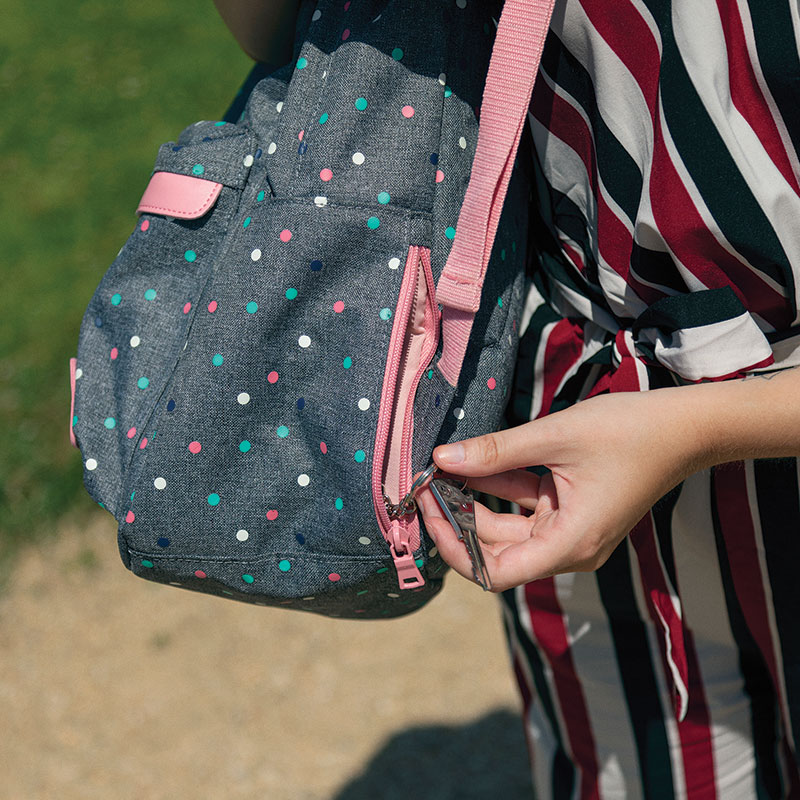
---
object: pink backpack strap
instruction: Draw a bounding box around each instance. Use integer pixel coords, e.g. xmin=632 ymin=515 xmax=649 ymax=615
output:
xmin=437 ymin=0 xmax=556 ymax=385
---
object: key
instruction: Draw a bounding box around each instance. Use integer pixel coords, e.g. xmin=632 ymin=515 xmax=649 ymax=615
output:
xmin=428 ymin=476 xmax=493 ymax=592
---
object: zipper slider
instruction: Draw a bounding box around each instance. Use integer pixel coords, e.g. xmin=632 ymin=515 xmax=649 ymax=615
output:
xmin=389 ymin=520 xmax=425 ymax=589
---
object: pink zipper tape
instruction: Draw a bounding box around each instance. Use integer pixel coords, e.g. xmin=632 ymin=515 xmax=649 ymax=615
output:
xmin=69 ymin=357 xmax=77 ymax=447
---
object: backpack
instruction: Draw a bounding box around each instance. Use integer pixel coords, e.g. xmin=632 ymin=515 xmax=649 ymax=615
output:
xmin=69 ymin=0 xmax=554 ymax=618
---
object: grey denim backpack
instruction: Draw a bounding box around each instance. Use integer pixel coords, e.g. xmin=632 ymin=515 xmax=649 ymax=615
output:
xmin=70 ymin=0 xmax=554 ymax=618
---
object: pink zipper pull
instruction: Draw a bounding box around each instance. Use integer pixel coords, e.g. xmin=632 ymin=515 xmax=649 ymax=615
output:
xmin=389 ymin=519 xmax=425 ymax=589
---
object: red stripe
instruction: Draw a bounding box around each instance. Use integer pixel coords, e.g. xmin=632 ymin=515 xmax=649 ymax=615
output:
xmin=714 ymin=464 xmax=800 ymax=794
xmin=538 ymin=318 xmax=585 ymax=417
xmin=525 ymin=579 xmax=600 ymax=798
xmin=715 ymin=0 xmax=800 ymax=196
xmin=649 ymin=112 xmax=792 ymax=330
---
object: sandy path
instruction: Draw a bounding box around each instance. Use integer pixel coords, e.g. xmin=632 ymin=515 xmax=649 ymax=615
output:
xmin=0 ymin=513 xmax=531 ymax=799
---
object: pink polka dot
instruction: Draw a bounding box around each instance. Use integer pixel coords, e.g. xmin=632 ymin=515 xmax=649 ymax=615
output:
xmin=320 ymin=168 xmax=333 ymax=182
xmin=139 ymin=437 xmax=148 ymax=449
xmin=333 ymin=300 xmax=345 ymax=313
xmin=298 ymin=129 xmax=304 ymax=141
xmin=110 ymin=347 xmax=118 ymax=360
xmin=342 ymin=28 xmax=350 ymax=40
xmin=267 ymin=370 xmax=279 ymax=384
xmin=207 ymin=300 xmax=218 ymax=313
xmin=125 ymin=511 xmax=135 ymax=523
xmin=126 ymin=427 xmax=137 ymax=439
xmin=487 ymin=377 xmax=497 ymax=390
xmin=183 ymin=302 xmax=191 ymax=314
xmin=279 ymin=229 xmax=292 ymax=242
xmin=320 ymin=441 xmax=328 ymax=454
xmin=266 ymin=509 xmax=279 ymax=521
xmin=188 ymin=441 xmax=202 ymax=454
xmin=344 ymin=0 xmax=350 ymax=9
xmin=140 ymin=220 xmax=149 ymax=232
xmin=435 ymin=170 xmax=445 ymax=183
xmin=401 ymin=105 xmax=415 ymax=118
xmin=194 ymin=570 xmax=207 ymax=579
xmin=328 ymin=573 xmax=341 ymax=582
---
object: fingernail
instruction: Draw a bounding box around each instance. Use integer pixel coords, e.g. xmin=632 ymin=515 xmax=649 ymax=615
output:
xmin=436 ymin=442 xmax=464 ymax=465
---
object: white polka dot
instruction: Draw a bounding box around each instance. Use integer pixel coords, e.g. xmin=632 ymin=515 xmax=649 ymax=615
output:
xmin=85 ymin=458 xmax=98 ymax=471
xmin=236 ymin=529 xmax=249 ymax=542
xmin=453 ymin=406 xmax=465 ymax=420
xmin=387 ymin=592 xmax=400 ymax=598
xmin=130 ymin=335 xmax=141 ymax=348
xmin=352 ymin=151 xmax=365 ymax=165
xmin=75 ymin=368 xmax=83 ymax=379
xmin=276 ymin=102 xmax=283 ymax=113
xmin=251 ymin=249 xmax=262 ymax=261
xmin=267 ymin=142 xmax=277 ymax=154
xmin=298 ymin=335 xmax=311 ymax=348
xmin=322 ymin=70 xmax=327 ymax=79
xmin=430 ymin=547 xmax=439 ymax=558
xmin=243 ymin=154 xmax=254 ymax=167
xmin=438 ymin=73 xmax=447 ymax=86
xmin=358 ymin=398 xmax=371 ymax=411
xmin=388 ymin=257 xmax=400 ymax=270
xmin=297 ymin=473 xmax=310 ymax=487
xmin=153 ymin=477 xmax=167 ymax=490
xmin=237 ymin=392 xmax=251 ymax=405
xmin=314 ymin=196 xmax=328 ymax=207
xmin=456 ymin=0 xmax=467 ymax=7
xmin=312 ymin=8 xmax=321 ymax=20
xmin=359 ymin=536 xmax=371 ymax=545
xmin=459 ymin=136 xmax=467 ymax=149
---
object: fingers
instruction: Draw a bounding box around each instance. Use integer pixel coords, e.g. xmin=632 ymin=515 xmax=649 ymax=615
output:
xmin=466 ymin=468 xmax=541 ymax=511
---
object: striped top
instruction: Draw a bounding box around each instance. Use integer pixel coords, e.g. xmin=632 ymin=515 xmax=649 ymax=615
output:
xmin=520 ymin=0 xmax=800 ymax=411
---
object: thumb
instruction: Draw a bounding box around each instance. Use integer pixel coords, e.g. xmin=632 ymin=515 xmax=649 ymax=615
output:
xmin=433 ymin=418 xmax=558 ymax=477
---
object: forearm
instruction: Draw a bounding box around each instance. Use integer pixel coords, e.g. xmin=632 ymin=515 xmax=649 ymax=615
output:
xmin=213 ymin=0 xmax=301 ymax=65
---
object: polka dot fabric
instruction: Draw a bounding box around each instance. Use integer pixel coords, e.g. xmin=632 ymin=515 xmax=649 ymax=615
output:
xmin=72 ymin=0 xmax=529 ymax=619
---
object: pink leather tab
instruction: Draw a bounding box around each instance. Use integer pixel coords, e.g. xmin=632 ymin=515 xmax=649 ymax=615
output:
xmin=69 ymin=357 xmax=78 ymax=448
xmin=137 ymin=172 xmax=223 ymax=220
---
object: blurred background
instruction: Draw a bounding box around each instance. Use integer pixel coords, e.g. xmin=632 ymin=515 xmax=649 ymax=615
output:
xmin=0 ymin=1 xmax=531 ymax=796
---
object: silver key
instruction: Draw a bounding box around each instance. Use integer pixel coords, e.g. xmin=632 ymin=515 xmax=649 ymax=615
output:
xmin=428 ymin=476 xmax=492 ymax=592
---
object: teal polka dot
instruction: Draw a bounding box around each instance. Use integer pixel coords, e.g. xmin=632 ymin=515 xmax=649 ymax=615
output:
xmin=427 ymin=368 xmax=434 ymax=379
xmin=355 ymin=96 xmax=368 ymax=111
xmin=137 ymin=376 xmax=149 ymax=389
xmin=192 ymin=164 xmax=205 ymax=176
xmin=445 ymin=226 xmax=456 ymax=239
xmin=319 ymin=112 xmax=329 ymax=124
xmin=354 ymin=450 xmax=366 ymax=463
xmin=246 ymin=301 xmax=258 ymax=313
xmin=212 ymin=354 xmax=224 ymax=366
xmin=184 ymin=250 xmax=197 ymax=262
xmin=285 ymin=288 xmax=298 ymax=300
xmin=415 ymin=557 xmax=424 ymax=568
xmin=512 ymin=240 xmax=517 ymax=253
xmin=379 ymin=308 xmax=392 ymax=321
xmin=144 ymin=288 xmax=157 ymax=301
xmin=256 ymin=190 xmax=266 ymax=201
xmin=207 ymin=493 xmax=221 ymax=506
xmin=343 ymin=356 xmax=352 ymax=369
xmin=72 ymin=415 xmax=78 ymax=426
xmin=444 ymin=86 xmax=452 ymax=98
xmin=377 ymin=192 xmax=390 ymax=204
xmin=243 ymin=216 xmax=252 ymax=229
xmin=111 ymin=293 xmax=121 ymax=306
xmin=392 ymin=47 xmax=404 ymax=60
xmin=214 ymin=121 xmax=226 ymax=127
xmin=497 ymin=296 xmax=503 ymax=308
xmin=239 ymin=440 xmax=251 ymax=453
xmin=500 ymin=248 xmax=506 ymax=261
xmin=296 ymin=56 xmax=308 ymax=69
xmin=367 ymin=216 xmax=380 ymax=229
xmin=278 ymin=560 xmax=292 ymax=572
xmin=334 ymin=497 xmax=344 ymax=510
xmin=276 ymin=425 xmax=289 ymax=438
xmin=103 ymin=417 xmax=116 ymax=429
xmin=141 ymin=559 xmax=154 ymax=568
xmin=242 ymin=573 xmax=255 ymax=584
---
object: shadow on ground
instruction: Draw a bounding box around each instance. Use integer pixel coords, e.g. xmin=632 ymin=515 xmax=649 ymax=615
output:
xmin=333 ymin=709 xmax=532 ymax=799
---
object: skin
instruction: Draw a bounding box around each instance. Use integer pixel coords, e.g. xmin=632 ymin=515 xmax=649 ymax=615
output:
xmin=417 ymin=365 xmax=800 ymax=592
xmin=213 ymin=0 xmax=301 ymax=66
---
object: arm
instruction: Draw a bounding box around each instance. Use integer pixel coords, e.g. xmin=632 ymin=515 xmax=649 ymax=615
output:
xmin=213 ymin=0 xmax=301 ymax=66
xmin=417 ymin=366 xmax=800 ymax=591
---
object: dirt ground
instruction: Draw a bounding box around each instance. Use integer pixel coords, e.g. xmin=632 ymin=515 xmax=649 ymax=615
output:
xmin=0 ymin=512 xmax=532 ymax=799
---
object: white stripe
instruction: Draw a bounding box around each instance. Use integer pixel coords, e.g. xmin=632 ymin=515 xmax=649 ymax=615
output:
xmin=672 ymin=0 xmax=800 ymax=314
xmin=552 ymin=571 xmax=641 ymax=798
xmin=671 ymin=469 xmax=759 ymax=798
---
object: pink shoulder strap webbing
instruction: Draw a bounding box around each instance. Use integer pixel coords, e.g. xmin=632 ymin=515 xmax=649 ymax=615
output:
xmin=437 ymin=0 xmax=556 ymax=385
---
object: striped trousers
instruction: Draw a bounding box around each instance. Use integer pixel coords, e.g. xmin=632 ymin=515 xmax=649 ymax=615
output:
xmin=502 ymin=458 xmax=800 ymax=799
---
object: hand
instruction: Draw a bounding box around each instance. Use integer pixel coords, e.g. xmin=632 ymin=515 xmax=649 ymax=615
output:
xmin=417 ymin=387 xmax=713 ymax=592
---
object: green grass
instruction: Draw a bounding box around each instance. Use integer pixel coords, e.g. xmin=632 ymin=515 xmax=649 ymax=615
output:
xmin=0 ymin=0 xmax=252 ymax=565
